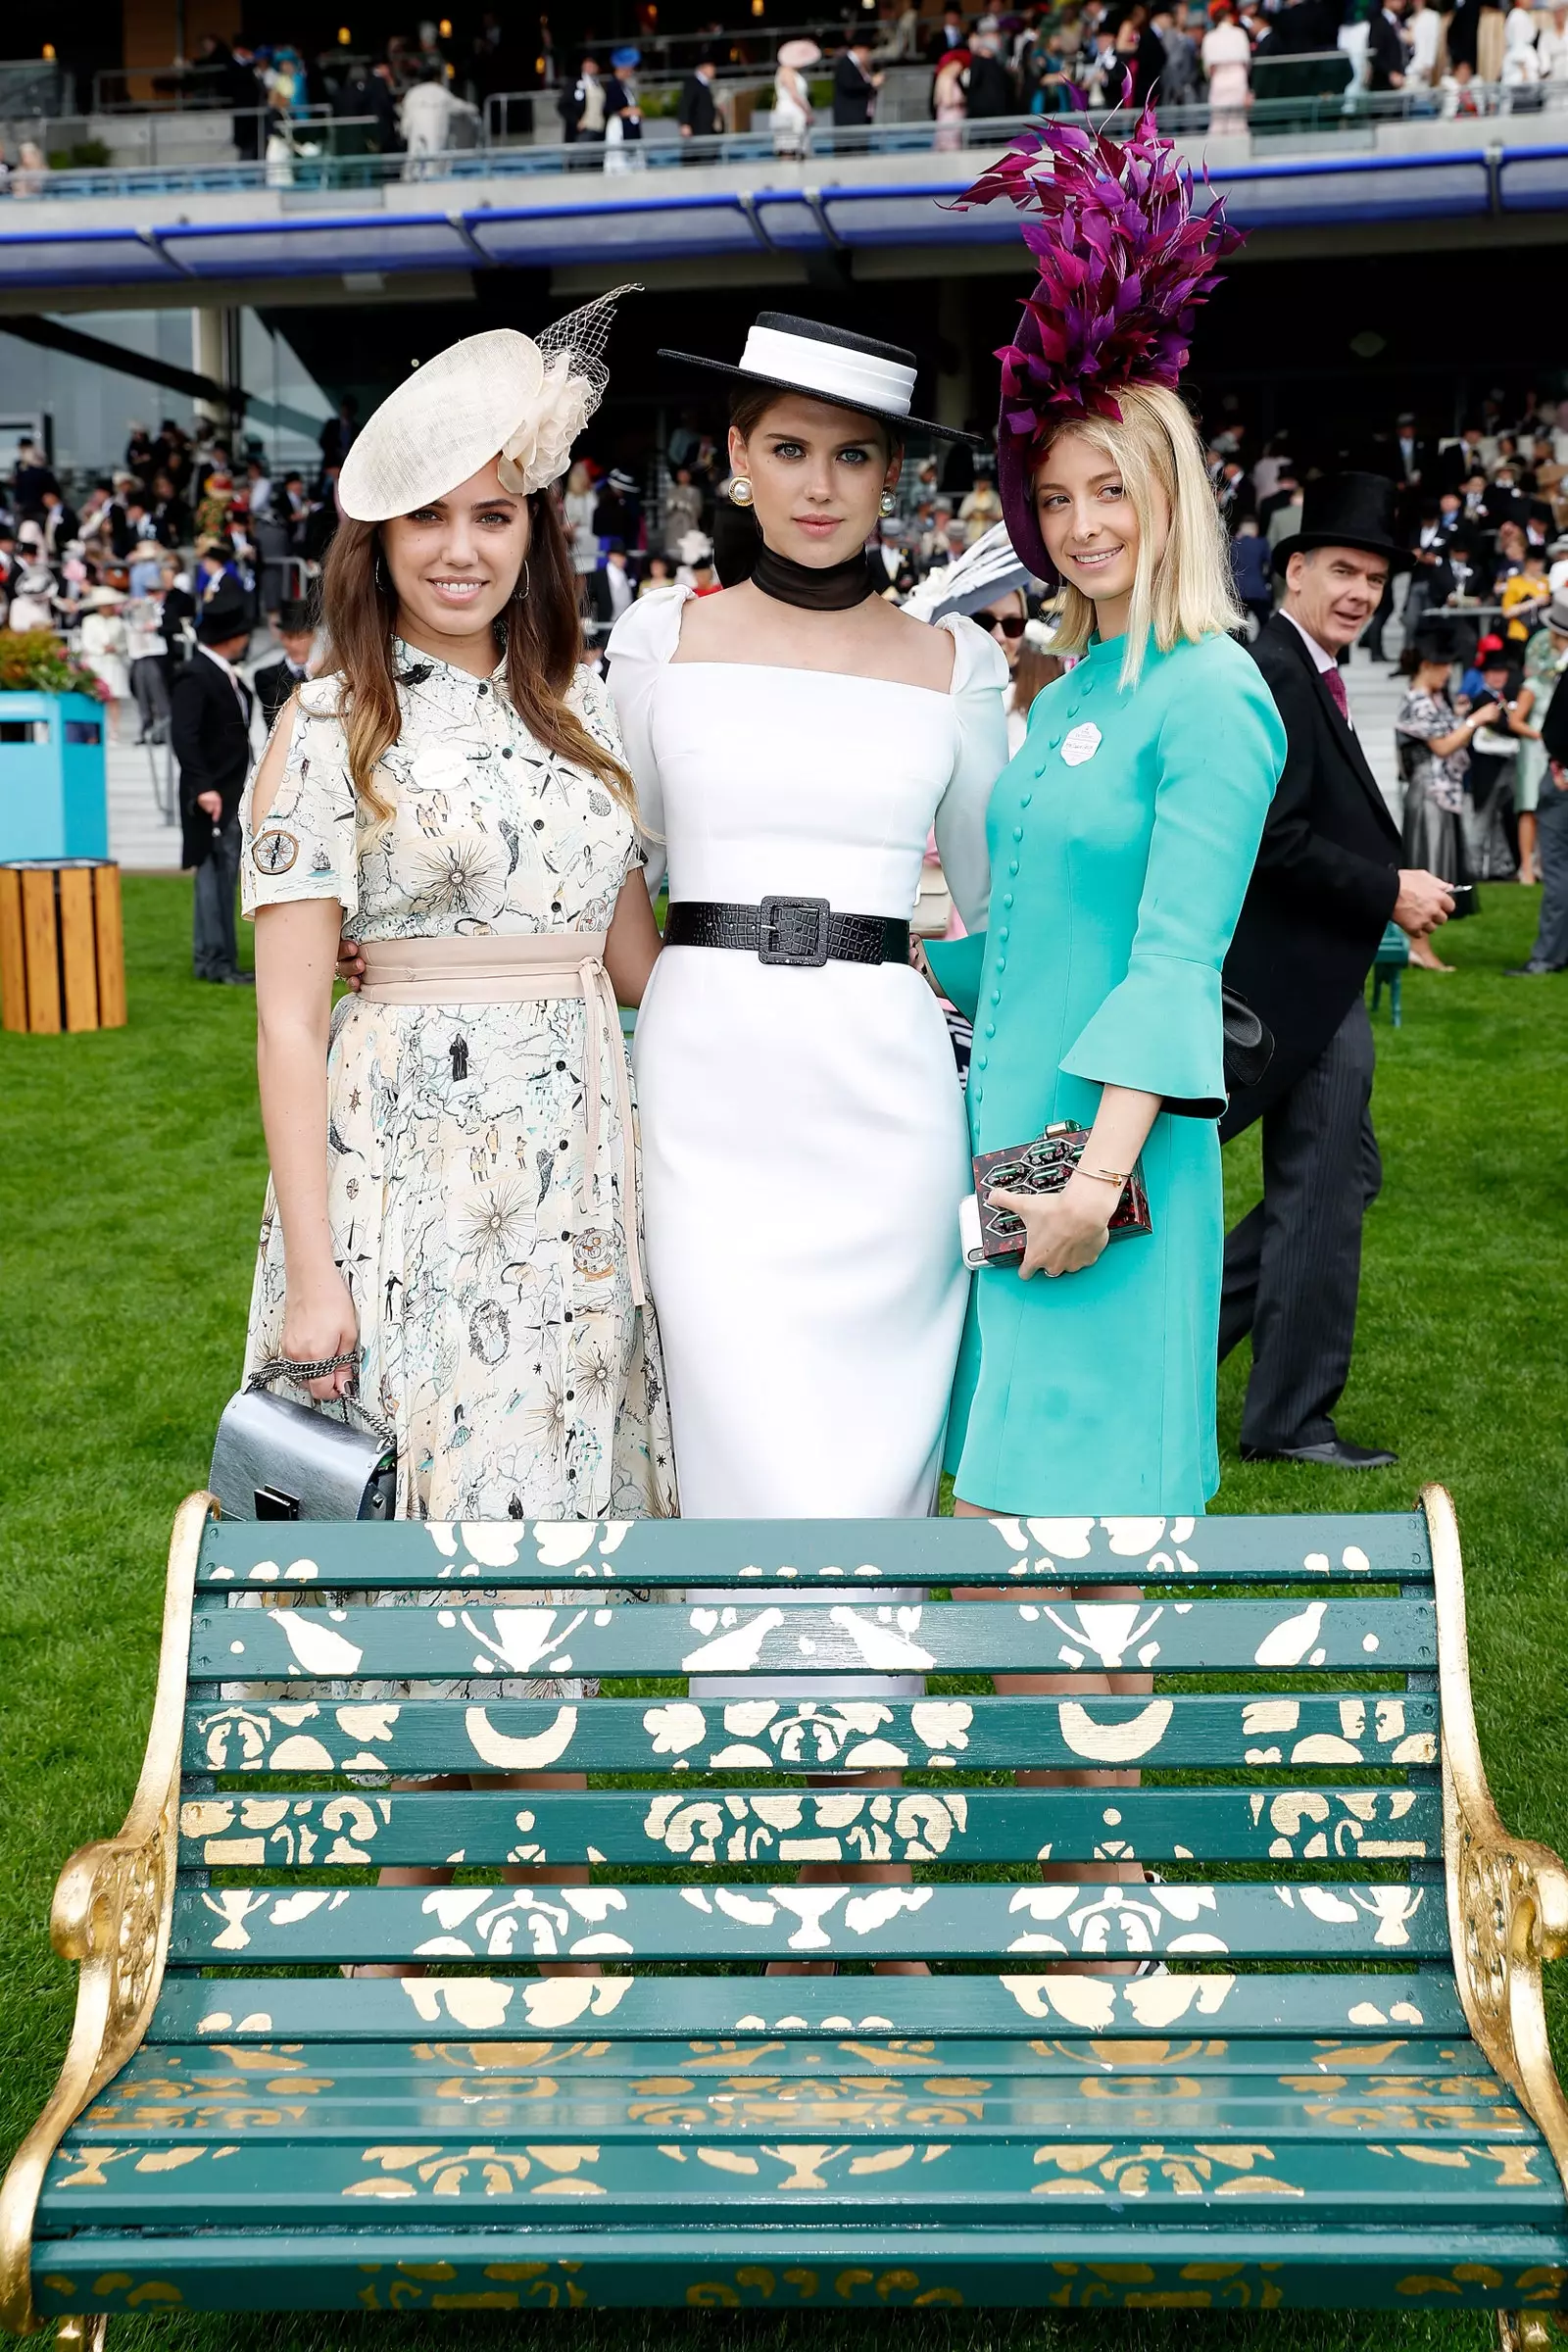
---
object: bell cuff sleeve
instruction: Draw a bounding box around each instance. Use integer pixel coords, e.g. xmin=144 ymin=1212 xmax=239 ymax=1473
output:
xmin=1059 ymin=643 xmax=1285 ymax=1120
xmin=1060 ymin=950 xmax=1227 ymax=1117
xmin=924 ymin=930 xmax=988 ymax=1024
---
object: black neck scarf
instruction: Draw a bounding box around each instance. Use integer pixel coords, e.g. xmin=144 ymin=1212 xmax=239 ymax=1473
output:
xmin=751 ymin=540 xmax=878 ymax=612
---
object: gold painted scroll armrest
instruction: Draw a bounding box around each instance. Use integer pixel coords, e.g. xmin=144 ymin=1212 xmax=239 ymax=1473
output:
xmin=0 ymin=1493 xmax=212 ymax=2338
xmin=1426 ymin=1485 xmax=1568 ymax=2195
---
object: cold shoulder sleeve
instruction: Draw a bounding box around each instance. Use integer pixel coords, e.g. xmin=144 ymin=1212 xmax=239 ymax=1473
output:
xmin=1059 ymin=637 xmax=1286 ymax=1118
xmin=933 ymin=612 xmax=1008 ymax=933
xmin=605 ymin=586 xmax=691 ymax=900
xmin=240 ymin=678 xmax=360 ymax=922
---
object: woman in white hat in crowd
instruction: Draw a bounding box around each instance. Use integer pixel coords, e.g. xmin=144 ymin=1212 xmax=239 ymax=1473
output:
xmin=241 ymin=292 xmax=674 ymax=1526
xmin=607 ymin=313 xmax=1008 ymax=1522
xmin=76 ymin=583 xmax=132 ymax=739
xmin=7 ymin=563 xmax=60 ymax=633
xmin=771 ymin=39 xmax=819 ymax=158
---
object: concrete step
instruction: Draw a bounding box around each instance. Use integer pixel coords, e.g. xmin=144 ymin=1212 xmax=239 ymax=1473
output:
xmin=108 ymin=737 xmax=183 ymax=872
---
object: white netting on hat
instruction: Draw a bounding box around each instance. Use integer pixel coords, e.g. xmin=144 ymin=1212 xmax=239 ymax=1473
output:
xmin=536 ymin=282 xmax=641 ymax=417
xmin=497 ymin=283 xmax=641 ymax=498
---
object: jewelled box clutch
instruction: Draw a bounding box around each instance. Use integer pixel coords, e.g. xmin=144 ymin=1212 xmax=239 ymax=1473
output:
xmin=963 ymin=1122 xmax=1152 ymax=1268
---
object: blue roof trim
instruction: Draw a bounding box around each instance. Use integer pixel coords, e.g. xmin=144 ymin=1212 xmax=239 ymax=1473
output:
xmin=0 ymin=145 xmax=1550 ymax=290
xmin=0 ymin=222 xmax=187 ymax=248
xmin=157 ymin=211 xmax=456 ymax=242
xmin=464 ymin=190 xmax=758 ymax=224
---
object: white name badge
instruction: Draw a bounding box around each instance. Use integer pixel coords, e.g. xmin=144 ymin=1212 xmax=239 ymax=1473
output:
xmin=1060 ymin=721 xmax=1102 ymax=766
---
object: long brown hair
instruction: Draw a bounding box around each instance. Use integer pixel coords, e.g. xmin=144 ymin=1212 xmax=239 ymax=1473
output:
xmin=319 ymin=488 xmax=633 ymax=823
xmin=1010 ymin=639 xmax=1064 ymax=721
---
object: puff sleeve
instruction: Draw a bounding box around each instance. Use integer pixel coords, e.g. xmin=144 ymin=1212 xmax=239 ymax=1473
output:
xmin=933 ymin=612 xmax=1008 ymax=934
xmin=605 ymin=585 xmax=690 ymax=901
xmin=240 ymin=683 xmax=360 ymax=922
xmin=1059 ymin=639 xmax=1285 ymax=1118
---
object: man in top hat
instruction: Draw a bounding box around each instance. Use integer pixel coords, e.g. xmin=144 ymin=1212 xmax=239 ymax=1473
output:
xmin=1219 ymin=472 xmax=1456 ymax=1469
xmin=251 ymin=596 xmax=318 ymax=732
xmin=172 ymin=579 xmax=256 ymax=986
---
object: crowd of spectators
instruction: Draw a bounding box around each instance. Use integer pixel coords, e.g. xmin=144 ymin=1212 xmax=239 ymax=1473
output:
xmin=549 ymin=0 xmax=1568 ymax=171
xmin=0 ymin=416 xmax=344 ymax=741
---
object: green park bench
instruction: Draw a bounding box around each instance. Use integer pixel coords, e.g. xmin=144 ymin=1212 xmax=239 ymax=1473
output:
xmin=3 ymin=1488 xmax=1566 ymax=2339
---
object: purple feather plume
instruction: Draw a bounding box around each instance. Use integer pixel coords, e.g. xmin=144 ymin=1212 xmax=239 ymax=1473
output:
xmin=955 ymin=98 xmax=1245 ymax=461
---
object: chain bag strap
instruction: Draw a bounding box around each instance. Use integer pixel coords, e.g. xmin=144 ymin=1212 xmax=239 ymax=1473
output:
xmin=210 ymin=1349 xmax=398 ymax=1522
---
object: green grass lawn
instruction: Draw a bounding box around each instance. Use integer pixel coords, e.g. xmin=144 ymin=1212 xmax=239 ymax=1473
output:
xmin=1 ymin=877 xmax=1566 ymax=2352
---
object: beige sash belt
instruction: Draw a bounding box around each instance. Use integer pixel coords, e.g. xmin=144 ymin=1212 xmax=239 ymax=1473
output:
xmin=358 ymin=932 xmax=645 ymax=1308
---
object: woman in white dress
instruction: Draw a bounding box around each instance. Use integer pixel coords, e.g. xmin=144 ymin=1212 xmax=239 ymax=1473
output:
xmin=607 ymin=315 xmax=1008 ymax=1520
xmin=770 ymin=38 xmax=818 ymax=157
xmin=1201 ymin=4 xmax=1252 ymax=132
xmin=77 ymin=585 xmax=132 ymax=740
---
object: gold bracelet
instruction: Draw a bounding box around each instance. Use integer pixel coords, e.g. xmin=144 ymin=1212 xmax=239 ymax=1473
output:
xmin=1077 ymin=1164 xmax=1132 ymax=1189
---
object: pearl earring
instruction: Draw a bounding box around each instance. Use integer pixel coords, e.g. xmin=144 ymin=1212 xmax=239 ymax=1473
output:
xmin=879 ymin=489 xmax=897 ymax=516
xmin=727 ymin=476 xmax=755 ymax=509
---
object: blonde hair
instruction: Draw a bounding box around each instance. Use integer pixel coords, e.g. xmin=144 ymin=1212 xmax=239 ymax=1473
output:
xmin=1035 ymin=380 xmax=1242 ymax=690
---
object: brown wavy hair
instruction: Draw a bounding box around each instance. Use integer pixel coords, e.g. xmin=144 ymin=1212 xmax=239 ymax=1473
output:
xmin=318 ymin=489 xmax=634 ymax=824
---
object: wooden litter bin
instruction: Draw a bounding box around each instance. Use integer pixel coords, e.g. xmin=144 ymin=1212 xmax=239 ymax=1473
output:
xmin=0 ymin=858 xmax=126 ymax=1035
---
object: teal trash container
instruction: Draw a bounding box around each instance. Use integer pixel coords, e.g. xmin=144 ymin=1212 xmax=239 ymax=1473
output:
xmin=0 ymin=692 xmax=109 ymax=862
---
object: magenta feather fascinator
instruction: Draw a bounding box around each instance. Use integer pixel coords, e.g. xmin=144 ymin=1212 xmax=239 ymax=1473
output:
xmin=954 ymin=100 xmax=1244 ymax=582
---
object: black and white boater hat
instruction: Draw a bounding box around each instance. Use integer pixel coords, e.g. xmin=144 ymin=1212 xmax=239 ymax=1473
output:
xmin=659 ymin=312 xmax=985 ymax=445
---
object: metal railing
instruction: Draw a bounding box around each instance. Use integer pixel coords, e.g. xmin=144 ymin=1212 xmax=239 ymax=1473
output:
xmin=5 ymin=80 xmax=1566 ymax=203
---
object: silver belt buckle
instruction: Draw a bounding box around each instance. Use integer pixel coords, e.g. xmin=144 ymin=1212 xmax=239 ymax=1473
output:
xmin=759 ymin=894 xmax=830 ymax=968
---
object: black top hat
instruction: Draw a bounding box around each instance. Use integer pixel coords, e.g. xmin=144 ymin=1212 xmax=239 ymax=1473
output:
xmin=1272 ymin=469 xmax=1411 ymax=574
xmin=198 ymin=579 xmax=250 ymax=643
xmin=275 ymin=596 xmax=314 ymax=633
xmin=1407 ymin=620 xmax=1456 ymax=669
xmin=659 ymin=312 xmax=985 ymax=445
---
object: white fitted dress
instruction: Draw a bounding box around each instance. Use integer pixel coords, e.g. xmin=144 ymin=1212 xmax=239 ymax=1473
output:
xmin=606 ymin=585 xmax=1008 ymax=1529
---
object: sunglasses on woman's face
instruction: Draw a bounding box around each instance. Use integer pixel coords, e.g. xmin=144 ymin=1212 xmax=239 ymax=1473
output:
xmin=980 ymin=612 xmax=1027 ymax=639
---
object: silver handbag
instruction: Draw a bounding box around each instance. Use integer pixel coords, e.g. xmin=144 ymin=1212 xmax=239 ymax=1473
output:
xmin=210 ymin=1354 xmax=397 ymax=1522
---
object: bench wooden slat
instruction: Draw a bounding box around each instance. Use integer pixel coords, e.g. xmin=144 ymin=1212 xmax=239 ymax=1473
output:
xmin=178 ymin=1783 xmax=1442 ymax=1870
xmin=168 ymin=1878 xmax=1449 ymax=1967
xmin=183 ymin=1691 xmax=1440 ymax=1777
xmin=191 ymin=1595 xmax=1437 ymax=1681
xmin=27 ymin=2224 xmax=1568 ymax=2322
xmin=147 ymin=1969 xmax=1472 ymax=2044
xmin=39 ymin=2127 xmax=1561 ymax=2231
xmin=199 ymin=1512 xmax=1433 ymax=1592
xmin=75 ymin=2065 xmax=1533 ymax=2146
xmin=102 ymin=2032 xmax=1507 ymax=2084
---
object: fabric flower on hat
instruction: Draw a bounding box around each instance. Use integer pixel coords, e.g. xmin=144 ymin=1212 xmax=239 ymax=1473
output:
xmin=497 ymin=352 xmax=593 ymax=497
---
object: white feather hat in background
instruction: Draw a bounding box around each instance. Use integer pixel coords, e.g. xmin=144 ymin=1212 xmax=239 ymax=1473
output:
xmin=337 ymin=285 xmax=638 ymax=524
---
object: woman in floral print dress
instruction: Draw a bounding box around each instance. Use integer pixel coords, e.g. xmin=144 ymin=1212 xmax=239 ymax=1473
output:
xmin=240 ymin=312 xmax=673 ymax=1526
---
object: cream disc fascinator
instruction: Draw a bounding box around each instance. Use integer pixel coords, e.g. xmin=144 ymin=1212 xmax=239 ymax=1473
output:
xmin=338 ymin=284 xmax=638 ymax=524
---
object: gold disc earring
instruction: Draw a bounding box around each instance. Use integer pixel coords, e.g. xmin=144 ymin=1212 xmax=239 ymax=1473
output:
xmin=728 ymin=477 xmax=755 ymax=508
xmin=879 ymin=489 xmax=897 ymax=516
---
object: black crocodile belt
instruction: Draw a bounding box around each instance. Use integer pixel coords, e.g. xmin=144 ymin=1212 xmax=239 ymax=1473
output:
xmin=663 ymin=897 xmax=911 ymax=970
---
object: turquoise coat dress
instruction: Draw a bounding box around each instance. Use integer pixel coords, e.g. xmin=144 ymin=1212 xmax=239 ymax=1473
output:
xmin=927 ymin=627 xmax=1285 ymax=1515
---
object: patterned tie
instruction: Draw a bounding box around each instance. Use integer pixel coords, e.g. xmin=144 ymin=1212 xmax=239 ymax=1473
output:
xmin=1322 ymin=662 xmax=1351 ymax=725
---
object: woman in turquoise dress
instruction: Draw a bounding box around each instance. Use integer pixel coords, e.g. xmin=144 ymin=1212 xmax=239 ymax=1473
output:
xmin=931 ymin=113 xmax=1286 ymax=1517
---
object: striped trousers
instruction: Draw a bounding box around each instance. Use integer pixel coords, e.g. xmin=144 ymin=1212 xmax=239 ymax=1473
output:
xmin=1219 ymin=996 xmax=1382 ymax=1453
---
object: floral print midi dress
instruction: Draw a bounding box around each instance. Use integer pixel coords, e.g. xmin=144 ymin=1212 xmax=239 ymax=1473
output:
xmin=239 ymin=641 xmax=675 ymax=1530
